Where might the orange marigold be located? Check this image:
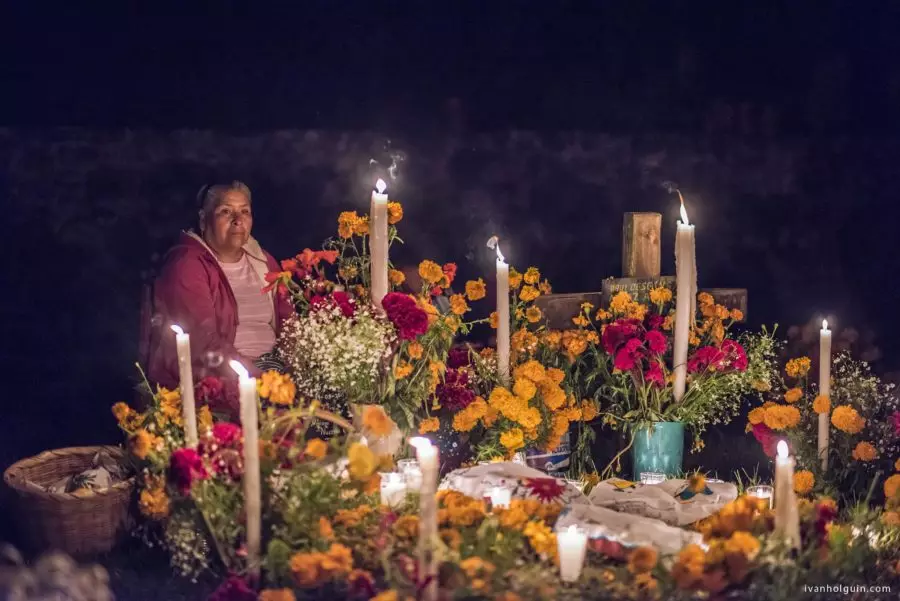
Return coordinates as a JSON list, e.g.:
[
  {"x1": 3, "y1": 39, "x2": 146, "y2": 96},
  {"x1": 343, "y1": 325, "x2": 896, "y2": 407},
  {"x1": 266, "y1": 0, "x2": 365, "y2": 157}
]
[
  {"x1": 763, "y1": 405, "x2": 801, "y2": 430},
  {"x1": 387, "y1": 201, "x2": 403, "y2": 224},
  {"x1": 783, "y1": 387, "x2": 803, "y2": 404},
  {"x1": 489, "y1": 311, "x2": 499, "y2": 329},
  {"x1": 519, "y1": 285, "x2": 540, "y2": 302},
  {"x1": 418, "y1": 260, "x2": 444, "y2": 285},
  {"x1": 449, "y1": 294, "x2": 469, "y2": 316},
  {"x1": 389, "y1": 269, "x2": 406, "y2": 286},
  {"x1": 465, "y1": 278, "x2": 487, "y2": 301},
  {"x1": 418, "y1": 417, "x2": 440, "y2": 434},
  {"x1": 525, "y1": 306, "x2": 543, "y2": 323},
  {"x1": 523, "y1": 267, "x2": 541, "y2": 285},
  {"x1": 852, "y1": 441, "x2": 878, "y2": 462},
  {"x1": 406, "y1": 341, "x2": 424, "y2": 360},
  {"x1": 831, "y1": 405, "x2": 866, "y2": 434},
  {"x1": 793, "y1": 470, "x2": 815, "y2": 494},
  {"x1": 785, "y1": 357, "x2": 811, "y2": 378},
  {"x1": 812, "y1": 394, "x2": 831, "y2": 414},
  {"x1": 362, "y1": 406, "x2": 393, "y2": 436}
]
